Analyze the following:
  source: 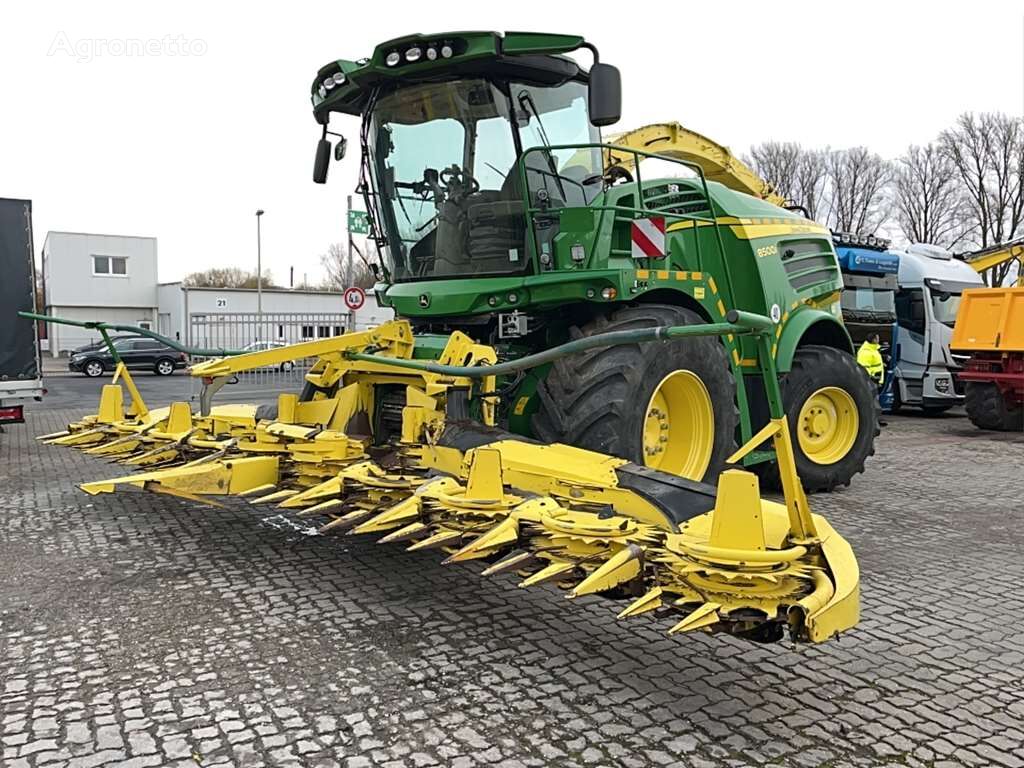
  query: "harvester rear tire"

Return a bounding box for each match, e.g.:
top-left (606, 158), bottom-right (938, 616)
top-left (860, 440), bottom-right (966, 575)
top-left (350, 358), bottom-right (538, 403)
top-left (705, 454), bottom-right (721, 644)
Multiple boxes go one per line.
top-left (964, 382), bottom-right (1024, 431)
top-left (758, 345), bottom-right (880, 493)
top-left (531, 304), bottom-right (738, 483)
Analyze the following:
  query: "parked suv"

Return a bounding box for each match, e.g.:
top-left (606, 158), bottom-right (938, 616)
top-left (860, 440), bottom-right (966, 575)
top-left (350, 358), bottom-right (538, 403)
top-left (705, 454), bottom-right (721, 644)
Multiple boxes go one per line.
top-left (69, 337), bottom-right (188, 377)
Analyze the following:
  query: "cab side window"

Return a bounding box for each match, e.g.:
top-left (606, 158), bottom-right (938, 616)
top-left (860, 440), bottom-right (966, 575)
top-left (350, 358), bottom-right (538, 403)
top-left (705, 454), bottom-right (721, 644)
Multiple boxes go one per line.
top-left (895, 288), bottom-right (926, 335)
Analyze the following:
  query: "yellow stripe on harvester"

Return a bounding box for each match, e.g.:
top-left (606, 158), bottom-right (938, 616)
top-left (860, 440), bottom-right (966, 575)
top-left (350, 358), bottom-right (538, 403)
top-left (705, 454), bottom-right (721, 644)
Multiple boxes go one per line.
top-left (666, 216), bottom-right (829, 240)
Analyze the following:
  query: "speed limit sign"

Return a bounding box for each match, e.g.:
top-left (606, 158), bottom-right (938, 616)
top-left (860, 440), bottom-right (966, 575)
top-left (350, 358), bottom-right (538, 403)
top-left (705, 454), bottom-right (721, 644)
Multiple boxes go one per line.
top-left (343, 286), bottom-right (366, 311)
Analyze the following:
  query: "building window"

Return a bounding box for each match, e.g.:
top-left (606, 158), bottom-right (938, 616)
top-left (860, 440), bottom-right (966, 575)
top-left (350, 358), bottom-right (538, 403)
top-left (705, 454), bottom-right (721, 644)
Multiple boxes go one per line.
top-left (138, 321), bottom-right (152, 330)
top-left (301, 325), bottom-right (314, 339)
top-left (93, 255), bottom-right (127, 276)
top-left (318, 325), bottom-right (331, 338)
top-left (333, 326), bottom-right (343, 336)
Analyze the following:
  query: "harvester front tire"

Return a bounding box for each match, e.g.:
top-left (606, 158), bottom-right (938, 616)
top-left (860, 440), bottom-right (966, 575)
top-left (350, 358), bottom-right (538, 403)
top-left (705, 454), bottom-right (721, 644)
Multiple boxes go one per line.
top-left (760, 345), bottom-right (880, 492)
top-left (531, 304), bottom-right (738, 483)
top-left (964, 382), bottom-right (1024, 431)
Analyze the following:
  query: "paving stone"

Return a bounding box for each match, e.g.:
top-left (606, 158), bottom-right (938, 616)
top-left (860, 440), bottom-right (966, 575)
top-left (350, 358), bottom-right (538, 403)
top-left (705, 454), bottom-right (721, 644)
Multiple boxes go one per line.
top-left (1, 409), bottom-right (1023, 767)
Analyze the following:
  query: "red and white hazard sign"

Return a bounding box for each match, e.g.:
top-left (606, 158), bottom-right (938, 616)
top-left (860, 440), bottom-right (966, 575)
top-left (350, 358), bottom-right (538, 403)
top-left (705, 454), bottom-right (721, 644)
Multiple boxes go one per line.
top-left (630, 217), bottom-right (667, 259)
top-left (343, 286), bottom-right (366, 311)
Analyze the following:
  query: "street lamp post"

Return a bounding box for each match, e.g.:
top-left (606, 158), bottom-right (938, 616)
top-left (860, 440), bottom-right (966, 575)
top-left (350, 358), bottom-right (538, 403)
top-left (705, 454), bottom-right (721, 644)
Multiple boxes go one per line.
top-left (255, 209), bottom-right (264, 340)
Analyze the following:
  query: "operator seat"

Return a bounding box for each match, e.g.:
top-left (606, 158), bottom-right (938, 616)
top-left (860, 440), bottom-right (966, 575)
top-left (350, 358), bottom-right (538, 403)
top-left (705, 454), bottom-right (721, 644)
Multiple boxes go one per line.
top-left (432, 160), bottom-right (592, 276)
top-left (432, 198), bottom-right (469, 276)
top-left (432, 163), bottom-right (536, 277)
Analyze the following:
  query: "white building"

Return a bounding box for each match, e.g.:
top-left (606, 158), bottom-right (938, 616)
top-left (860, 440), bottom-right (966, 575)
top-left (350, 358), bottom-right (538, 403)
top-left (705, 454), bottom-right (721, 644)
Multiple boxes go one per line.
top-left (41, 229), bottom-right (393, 355)
top-left (42, 232), bottom-right (158, 355)
top-left (157, 283), bottom-right (392, 351)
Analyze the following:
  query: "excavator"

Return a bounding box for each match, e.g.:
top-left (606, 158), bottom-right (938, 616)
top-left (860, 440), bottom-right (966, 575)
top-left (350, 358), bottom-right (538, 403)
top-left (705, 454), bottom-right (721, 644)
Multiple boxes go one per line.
top-left (27, 31), bottom-right (862, 646)
top-left (960, 238), bottom-right (1024, 287)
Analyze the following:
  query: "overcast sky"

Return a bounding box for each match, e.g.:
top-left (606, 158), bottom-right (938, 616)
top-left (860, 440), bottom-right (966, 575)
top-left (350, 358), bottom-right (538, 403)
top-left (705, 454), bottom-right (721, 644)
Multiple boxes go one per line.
top-left (3, 1), bottom-right (1023, 284)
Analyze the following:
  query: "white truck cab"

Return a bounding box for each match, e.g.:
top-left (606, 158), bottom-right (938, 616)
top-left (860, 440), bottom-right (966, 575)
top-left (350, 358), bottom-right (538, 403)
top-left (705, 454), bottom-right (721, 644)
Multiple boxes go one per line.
top-left (893, 243), bottom-right (983, 413)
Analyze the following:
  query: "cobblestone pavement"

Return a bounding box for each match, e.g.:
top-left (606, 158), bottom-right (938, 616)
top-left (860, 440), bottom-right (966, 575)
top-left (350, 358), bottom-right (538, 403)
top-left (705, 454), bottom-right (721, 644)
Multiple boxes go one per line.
top-left (2, 408), bottom-right (1023, 768)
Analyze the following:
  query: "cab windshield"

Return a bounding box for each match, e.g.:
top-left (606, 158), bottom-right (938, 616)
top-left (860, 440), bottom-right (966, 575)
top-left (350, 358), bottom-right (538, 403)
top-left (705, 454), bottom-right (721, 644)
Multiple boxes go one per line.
top-left (840, 287), bottom-right (896, 319)
top-left (367, 77), bottom-right (600, 282)
top-left (929, 290), bottom-right (962, 327)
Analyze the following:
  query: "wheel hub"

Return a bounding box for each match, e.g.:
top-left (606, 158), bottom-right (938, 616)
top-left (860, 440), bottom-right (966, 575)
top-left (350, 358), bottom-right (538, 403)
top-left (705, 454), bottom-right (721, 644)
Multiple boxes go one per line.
top-left (797, 387), bottom-right (859, 465)
top-left (642, 370), bottom-right (714, 480)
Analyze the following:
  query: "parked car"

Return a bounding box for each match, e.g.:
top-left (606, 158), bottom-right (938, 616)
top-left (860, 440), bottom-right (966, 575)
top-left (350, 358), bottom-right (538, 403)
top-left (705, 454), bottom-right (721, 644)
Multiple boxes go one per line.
top-left (70, 334), bottom-right (136, 356)
top-left (241, 341), bottom-right (296, 371)
top-left (69, 337), bottom-right (187, 377)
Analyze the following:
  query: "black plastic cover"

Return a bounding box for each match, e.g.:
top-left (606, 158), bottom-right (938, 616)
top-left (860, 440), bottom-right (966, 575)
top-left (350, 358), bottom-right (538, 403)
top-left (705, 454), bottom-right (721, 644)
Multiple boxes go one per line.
top-left (614, 464), bottom-right (717, 526)
top-left (436, 420), bottom-right (717, 527)
top-left (0, 198), bottom-right (40, 380)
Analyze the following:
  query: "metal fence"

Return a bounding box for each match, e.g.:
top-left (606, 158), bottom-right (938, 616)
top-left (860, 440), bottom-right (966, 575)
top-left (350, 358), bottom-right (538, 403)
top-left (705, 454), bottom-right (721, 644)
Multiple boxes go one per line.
top-left (184, 311), bottom-right (352, 401)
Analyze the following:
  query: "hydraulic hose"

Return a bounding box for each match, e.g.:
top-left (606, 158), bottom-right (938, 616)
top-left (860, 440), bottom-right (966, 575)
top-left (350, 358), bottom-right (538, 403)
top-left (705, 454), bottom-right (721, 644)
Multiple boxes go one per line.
top-left (21, 308), bottom-right (775, 380)
top-left (18, 311), bottom-right (244, 358)
top-left (347, 310), bottom-right (773, 379)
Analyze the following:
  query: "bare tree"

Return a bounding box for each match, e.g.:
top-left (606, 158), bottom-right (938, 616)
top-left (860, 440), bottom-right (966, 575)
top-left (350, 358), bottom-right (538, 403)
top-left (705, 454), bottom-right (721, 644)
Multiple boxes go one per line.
top-left (824, 147), bottom-right (893, 233)
top-left (320, 243), bottom-right (376, 290)
top-left (183, 267), bottom-right (276, 289)
top-left (747, 142), bottom-right (828, 219)
top-left (893, 143), bottom-right (966, 247)
top-left (794, 149), bottom-right (828, 221)
top-left (939, 112), bottom-right (1024, 250)
top-left (748, 141), bottom-right (801, 199)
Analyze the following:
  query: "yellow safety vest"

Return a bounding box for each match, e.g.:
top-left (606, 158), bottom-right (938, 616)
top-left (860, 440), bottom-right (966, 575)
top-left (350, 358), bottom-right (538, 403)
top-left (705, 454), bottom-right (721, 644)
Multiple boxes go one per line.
top-left (857, 341), bottom-right (884, 384)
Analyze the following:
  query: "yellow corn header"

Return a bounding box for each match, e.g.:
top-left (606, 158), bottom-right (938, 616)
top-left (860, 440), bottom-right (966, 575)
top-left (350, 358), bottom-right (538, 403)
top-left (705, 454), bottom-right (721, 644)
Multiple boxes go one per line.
top-left (25, 310), bottom-right (858, 645)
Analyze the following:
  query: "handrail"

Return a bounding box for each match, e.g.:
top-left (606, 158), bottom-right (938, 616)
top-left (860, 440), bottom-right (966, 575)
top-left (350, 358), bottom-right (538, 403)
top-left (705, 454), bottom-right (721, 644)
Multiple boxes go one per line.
top-left (518, 141), bottom-right (719, 223)
top-left (516, 140), bottom-right (728, 283)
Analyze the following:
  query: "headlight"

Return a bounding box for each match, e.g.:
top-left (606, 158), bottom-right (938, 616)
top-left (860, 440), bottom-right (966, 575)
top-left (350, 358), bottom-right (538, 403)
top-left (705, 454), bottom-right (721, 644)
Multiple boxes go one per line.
top-left (405, 47), bottom-right (422, 62)
top-left (934, 377), bottom-right (951, 393)
top-left (331, 72), bottom-right (346, 86)
top-left (385, 51), bottom-right (401, 67)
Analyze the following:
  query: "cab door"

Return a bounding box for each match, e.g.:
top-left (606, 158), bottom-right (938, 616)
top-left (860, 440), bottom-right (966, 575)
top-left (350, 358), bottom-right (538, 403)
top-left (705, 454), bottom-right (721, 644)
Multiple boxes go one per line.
top-left (894, 287), bottom-right (928, 398)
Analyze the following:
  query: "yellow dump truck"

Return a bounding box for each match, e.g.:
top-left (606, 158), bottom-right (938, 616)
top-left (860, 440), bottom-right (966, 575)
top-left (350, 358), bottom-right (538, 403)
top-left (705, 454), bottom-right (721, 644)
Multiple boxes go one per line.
top-left (950, 286), bottom-right (1024, 431)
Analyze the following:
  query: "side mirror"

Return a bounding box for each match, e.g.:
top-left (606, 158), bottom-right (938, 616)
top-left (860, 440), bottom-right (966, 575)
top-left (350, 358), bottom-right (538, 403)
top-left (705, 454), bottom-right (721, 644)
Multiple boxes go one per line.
top-left (334, 136), bottom-right (347, 161)
top-left (313, 138), bottom-right (331, 184)
top-left (588, 63), bottom-right (621, 127)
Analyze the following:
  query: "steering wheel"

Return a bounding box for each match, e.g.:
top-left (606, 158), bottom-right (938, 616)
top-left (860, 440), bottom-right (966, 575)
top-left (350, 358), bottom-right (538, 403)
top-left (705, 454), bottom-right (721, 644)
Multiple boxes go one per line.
top-left (440, 165), bottom-right (480, 199)
top-left (583, 164), bottom-right (635, 187)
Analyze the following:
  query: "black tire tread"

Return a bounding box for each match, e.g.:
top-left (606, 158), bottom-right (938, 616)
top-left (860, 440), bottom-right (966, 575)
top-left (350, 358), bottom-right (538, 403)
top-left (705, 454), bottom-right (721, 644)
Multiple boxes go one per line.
top-left (964, 381), bottom-right (1024, 432)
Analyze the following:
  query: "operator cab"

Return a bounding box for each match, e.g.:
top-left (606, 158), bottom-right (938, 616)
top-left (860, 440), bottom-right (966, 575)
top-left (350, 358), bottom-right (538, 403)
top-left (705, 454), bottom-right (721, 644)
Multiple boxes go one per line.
top-left (370, 77), bottom-right (601, 281)
top-left (311, 33), bottom-right (621, 285)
